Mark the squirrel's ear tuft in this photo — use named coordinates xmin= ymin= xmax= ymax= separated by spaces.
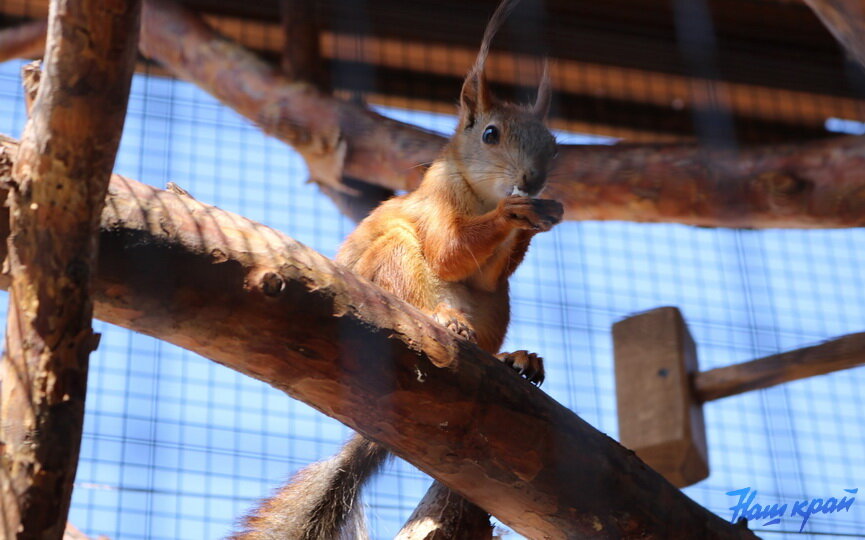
xmin=532 ymin=60 xmax=552 ymax=120
xmin=460 ymin=0 xmax=516 ymax=127
xmin=459 ymin=69 xmax=492 ymax=127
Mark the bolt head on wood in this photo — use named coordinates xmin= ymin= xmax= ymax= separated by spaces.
xmin=613 ymin=306 xmax=709 ymax=487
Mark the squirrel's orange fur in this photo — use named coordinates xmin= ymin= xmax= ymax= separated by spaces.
xmin=233 ymin=1 xmax=561 ymax=538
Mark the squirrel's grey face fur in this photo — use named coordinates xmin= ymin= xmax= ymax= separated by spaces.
xmin=454 ymin=103 xmax=558 ymax=204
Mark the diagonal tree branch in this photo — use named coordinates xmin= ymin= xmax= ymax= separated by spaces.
xmin=0 ymin=0 xmax=140 ymax=537
xmin=0 ymin=134 xmax=756 ymax=539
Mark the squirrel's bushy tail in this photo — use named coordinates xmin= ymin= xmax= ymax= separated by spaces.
xmin=232 ymin=434 xmax=389 ymax=540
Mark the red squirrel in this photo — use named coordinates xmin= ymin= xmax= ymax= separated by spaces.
xmin=233 ymin=0 xmax=562 ymax=537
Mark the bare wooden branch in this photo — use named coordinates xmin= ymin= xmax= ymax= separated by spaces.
xmin=0 ymin=134 xmax=757 ymax=539
xmin=396 ymin=481 xmax=492 ymax=540
xmin=695 ymin=332 xmax=865 ymax=402
xmin=136 ymin=0 xmax=865 ymax=229
xmin=0 ymin=0 xmax=140 ymax=536
xmin=803 ymin=0 xmax=865 ymax=70
xmin=0 ymin=19 xmax=47 ymax=63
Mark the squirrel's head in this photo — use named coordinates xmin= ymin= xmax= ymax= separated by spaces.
xmin=452 ymin=65 xmax=556 ymax=203
xmin=448 ymin=0 xmax=557 ymax=205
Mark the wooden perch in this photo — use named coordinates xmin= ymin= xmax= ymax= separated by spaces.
xmin=804 ymin=0 xmax=865 ymax=71
xmin=0 ymin=0 xmax=140 ymax=537
xmin=695 ymin=331 xmax=865 ymax=402
xmin=137 ymin=0 xmax=865 ymax=229
xmin=615 ymin=307 xmax=865 ymax=488
xmin=0 ymin=134 xmax=756 ymax=539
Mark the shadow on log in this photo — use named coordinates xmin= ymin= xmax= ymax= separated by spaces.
xmin=0 ymin=133 xmax=756 ymax=539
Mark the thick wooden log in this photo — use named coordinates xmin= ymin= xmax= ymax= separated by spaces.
xmin=613 ymin=307 xmax=708 ymax=488
xmin=548 ymin=138 xmax=865 ymax=228
xmin=0 ymin=0 xmax=140 ymax=537
xmin=137 ymin=0 xmax=865 ymax=229
xmin=0 ymin=135 xmax=756 ymax=539
xmin=695 ymin=332 xmax=865 ymax=402
xmin=804 ymin=0 xmax=865 ymax=70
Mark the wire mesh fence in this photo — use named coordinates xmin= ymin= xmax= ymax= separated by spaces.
xmin=0 ymin=4 xmax=864 ymax=536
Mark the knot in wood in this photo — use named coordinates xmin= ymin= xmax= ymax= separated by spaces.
xmin=259 ymin=271 xmax=285 ymax=297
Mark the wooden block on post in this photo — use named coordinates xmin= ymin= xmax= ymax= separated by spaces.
xmin=613 ymin=306 xmax=709 ymax=487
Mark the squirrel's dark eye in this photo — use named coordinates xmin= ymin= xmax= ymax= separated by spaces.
xmin=482 ymin=125 xmax=499 ymax=145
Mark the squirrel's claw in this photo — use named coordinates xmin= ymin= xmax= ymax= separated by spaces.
xmin=500 ymin=197 xmax=563 ymax=232
xmin=432 ymin=303 xmax=478 ymax=343
xmin=495 ymin=350 xmax=545 ymax=385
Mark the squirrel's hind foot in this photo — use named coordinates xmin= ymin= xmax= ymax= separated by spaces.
xmin=432 ymin=303 xmax=478 ymax=343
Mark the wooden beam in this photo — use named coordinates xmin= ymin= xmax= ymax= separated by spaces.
xmin=695 ymin=332 xmax=865 ymax=402
xmin=0 ymin=0 xmax=140 ymax=537
xmin=613 ymin=307 xmax=708 ymax=488
xmin=0 ymin=134 xmax=757 ymax=539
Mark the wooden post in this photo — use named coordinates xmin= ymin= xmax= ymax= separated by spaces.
xmin=0 ymin=135 xmax=758 ymax=539
xmin=0 ymin=0 xmax=140 ymax=537
xmin=614 ymin=308 xmax=865 ymax=488
xmin=613 ymin=307 xmax=709 ymax=488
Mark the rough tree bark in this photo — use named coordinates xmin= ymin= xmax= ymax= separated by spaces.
xmin=0 ymin=134 xmax=757 ymax=540
xmin=0 ymin=1 xmax=140 ymax=537
xmin=137 ymin=0 xmax=865 ymax=229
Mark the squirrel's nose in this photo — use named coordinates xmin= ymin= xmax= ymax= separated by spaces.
xmin=522 ymin=170 xmax=545 ymax=194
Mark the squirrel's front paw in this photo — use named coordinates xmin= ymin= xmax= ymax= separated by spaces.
xmin=432 ymin=303 xmax=477 ymax=343
xmin=495 ymin=350 xmax=545 ymax=385
xmin=499 ymin=196 xmax=563 ymax=232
